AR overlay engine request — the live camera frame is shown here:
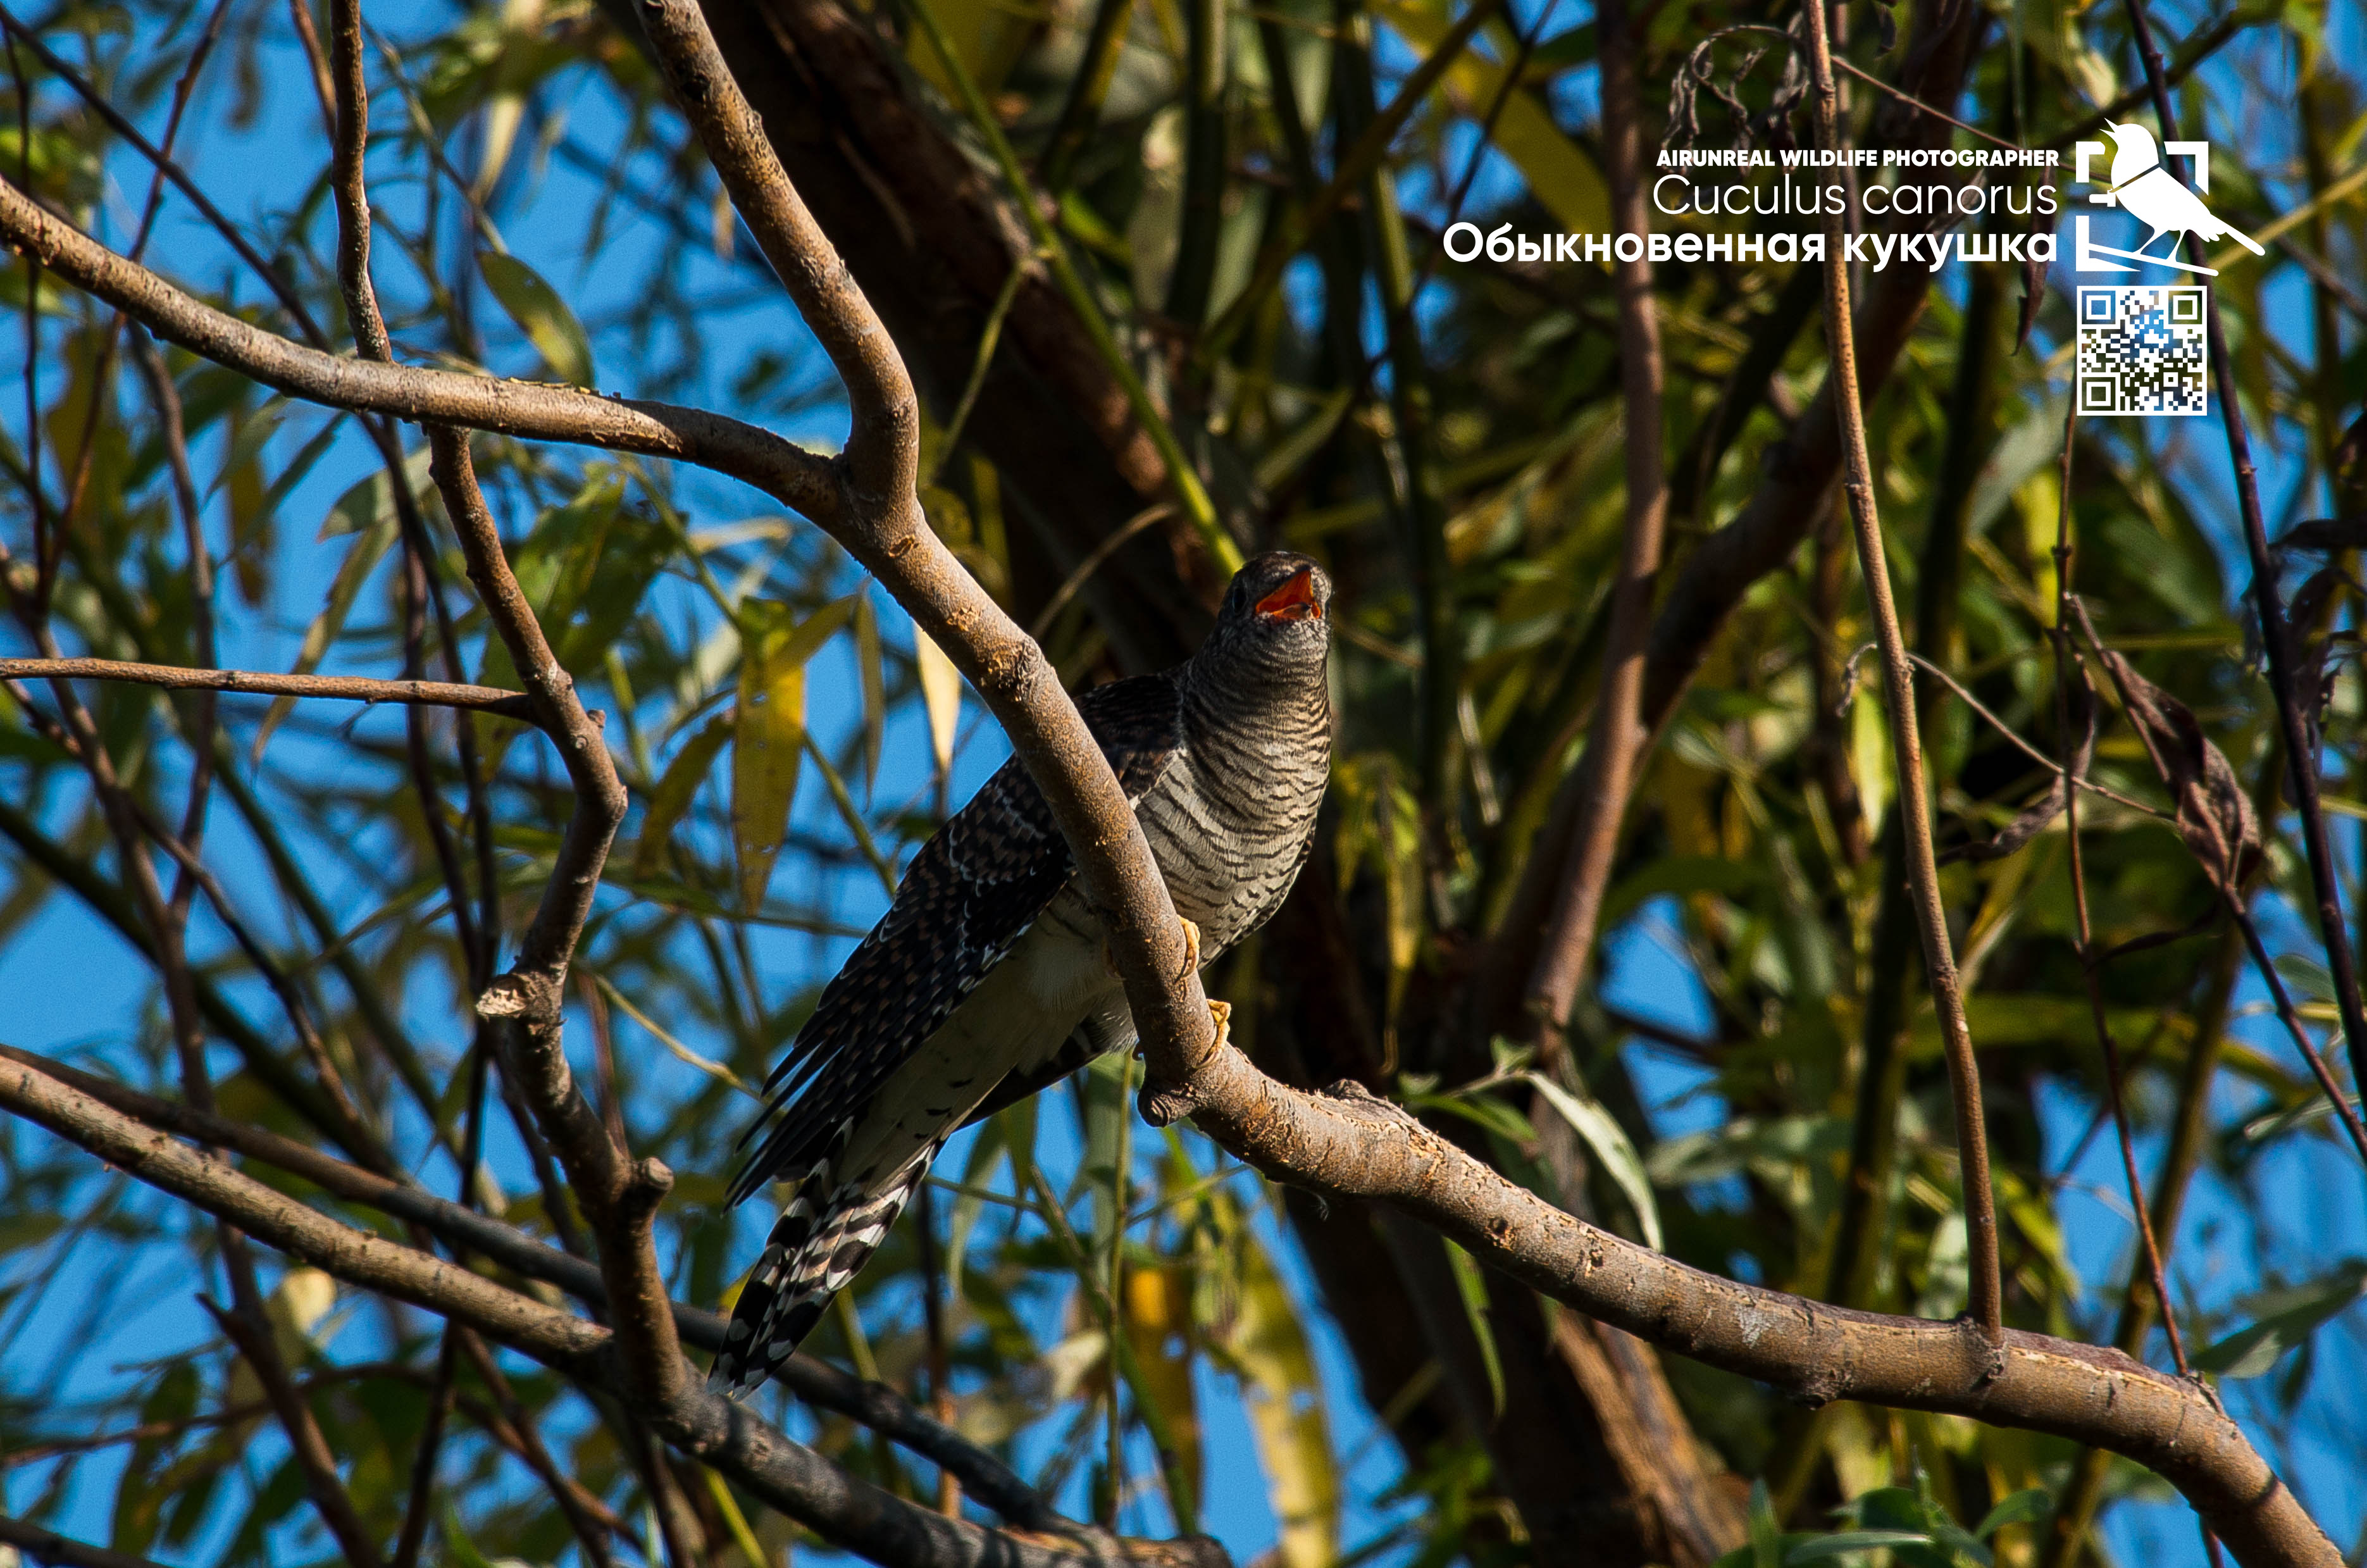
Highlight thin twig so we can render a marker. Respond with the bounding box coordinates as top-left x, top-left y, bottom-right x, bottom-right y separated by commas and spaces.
2121, 0, 2367, 1117
2049, 406, 2191, 1377
1881, 648, 2164, 818
1798, 0, 2001, 1345
0, 657, 543, 719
